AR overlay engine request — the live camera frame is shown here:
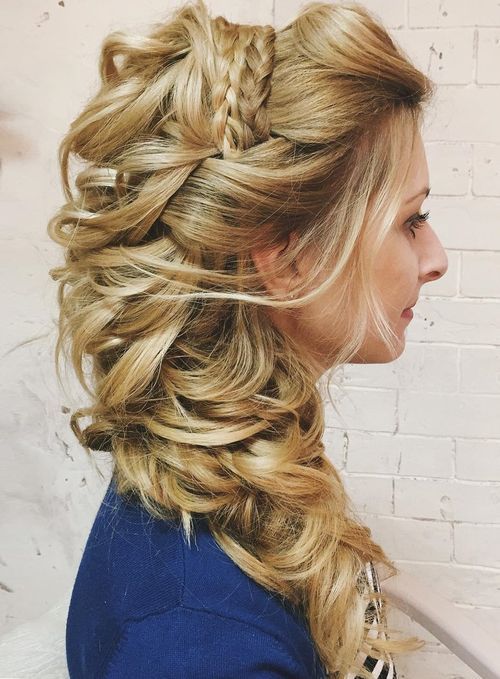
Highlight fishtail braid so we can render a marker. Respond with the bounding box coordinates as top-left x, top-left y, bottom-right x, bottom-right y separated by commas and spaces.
210, 17, 276, 158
